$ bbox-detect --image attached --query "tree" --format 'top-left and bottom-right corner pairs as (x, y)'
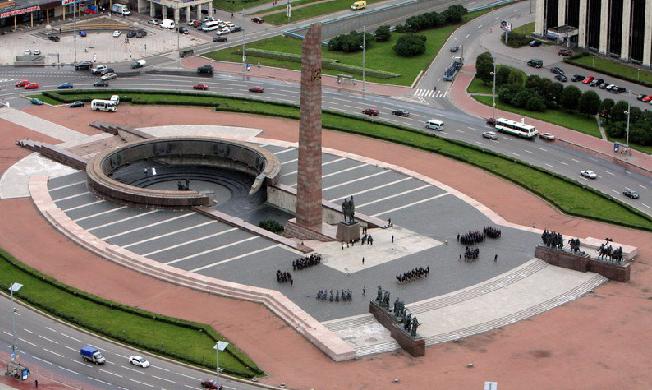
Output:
(475, 51), (494, 85)
(512, 89), (533, 108)
(599, 98), (614, 118)
(526, 95), (546, 111)
(495, 66), (512, 87)
(606, 120), (627, 138)
(374, 25), (391, 42)
(498, 85), (519, 105)
(630, 125), (652, 146)
(444, 4), (467, 24)
(610, 101), (629, 122)
(328, 31), (373, 52)
(506, 68), (526, 87)
(560, 85), (581, 111)
(578, 91), (601, 115)
(525, 74), (543, 91)
(393, 34), (427, 57)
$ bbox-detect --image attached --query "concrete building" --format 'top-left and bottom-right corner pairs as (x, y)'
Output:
(535, 0), (652, 66)
(142, 0), (213, 24)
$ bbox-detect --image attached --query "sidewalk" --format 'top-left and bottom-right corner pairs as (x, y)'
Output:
(450, 64), (652, 174)
(181, 56), (412, 97)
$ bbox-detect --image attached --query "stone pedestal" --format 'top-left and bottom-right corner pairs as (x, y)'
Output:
(535, 246), (630, 282)
(336, 222), (360, 242)
(369, 301), (425, 357)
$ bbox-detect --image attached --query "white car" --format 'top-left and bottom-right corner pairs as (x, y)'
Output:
(482, 131), (498, 140)
(224, 21), (235, 28)
(539, 132), (555, 141)
(580, 170), (597, 179)
(112, 30), (121, 38)
(215, 27), (230, 35)
(23, 49), (31, 56)
(148, 18), (160, 25)
(33, 49), (41, 55)
(128, 356), (150, 368)
(101, 72), (118, 81)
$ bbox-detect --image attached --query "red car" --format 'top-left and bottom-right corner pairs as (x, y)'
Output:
(249, 86), (264, 93)
(24, 82), (40, 89)
(362, 108), (379, 116)
(200, 379), (223, 389)
(642, 95), (652, 102)
(193, 83), (209, 90)
(582, 76), (594, 84)
(16, 79), (29, 87)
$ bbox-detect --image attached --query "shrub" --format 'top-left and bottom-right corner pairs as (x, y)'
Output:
(502, 32), (531, 47)
(398, 4), (466, 33)
(374, 25), (391, 42)
(526, 95), (546, 111)
(328, 31), (373, 53)
(495, 66), (512, 87)
(578, 90), (601, 115)
(599, 98), (614, 118)
(475, 51), (494, 85)
(497, 85), (520, 105)
(512, 89), (533, 108)
(444, 4), (467, 23)
(393, 34), (427, 57)
(259, 220), (285, 234)
(560, 85), (581, 111)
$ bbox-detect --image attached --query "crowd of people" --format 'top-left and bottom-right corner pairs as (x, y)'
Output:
(484, 226), (502, 239)
(276, 270), (293, 285)
(396, 266), (430, 283)
(464, 247), (480, 261)
(292, 254), (321, 271)
(458, 230), (486, 246)
(316, 289), (352, 302)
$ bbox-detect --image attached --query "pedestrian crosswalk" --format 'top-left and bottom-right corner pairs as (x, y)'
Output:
(0, 78), (14, 83)
(413, 88), (448, 98)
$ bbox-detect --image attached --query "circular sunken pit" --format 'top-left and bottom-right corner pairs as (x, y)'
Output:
(86, 137), (281, 208)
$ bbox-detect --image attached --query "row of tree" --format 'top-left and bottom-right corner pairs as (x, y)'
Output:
(475, 52), (652, 146)
(395, 5), (468, 33)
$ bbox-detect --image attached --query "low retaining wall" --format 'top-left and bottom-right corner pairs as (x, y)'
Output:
(29, 175), (356, 361)
(17, 139), (87, 170)
(535, 246), (630, 282)
(369, 301), (425, 357)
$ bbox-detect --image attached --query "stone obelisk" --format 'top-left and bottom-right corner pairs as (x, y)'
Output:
(295, 24), (323, 232)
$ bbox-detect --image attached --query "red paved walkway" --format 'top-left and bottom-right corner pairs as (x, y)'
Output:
(2, 106), (652, 389)
(451, 65), (652, 173)
(181, 57), (412, 97)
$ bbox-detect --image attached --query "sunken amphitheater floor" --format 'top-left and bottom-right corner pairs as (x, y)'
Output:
(1, 121), (637, 361)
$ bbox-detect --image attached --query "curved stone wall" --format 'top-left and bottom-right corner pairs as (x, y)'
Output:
(86, 137), (280, 207)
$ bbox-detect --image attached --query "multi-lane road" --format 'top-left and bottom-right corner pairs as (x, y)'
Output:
(0, 294), (261, 389)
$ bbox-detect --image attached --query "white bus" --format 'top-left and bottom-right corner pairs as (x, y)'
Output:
(201, 21), (223, 32)
(494, 117), (538, 139)
(91, 99), (117, 112)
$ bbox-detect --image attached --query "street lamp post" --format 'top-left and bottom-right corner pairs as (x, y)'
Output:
(9, 282), (23, 362)
(491, 59), (497, 120)
(362, 25), (366, 97)
(241, 8), (246, 79)
(213, 341), (229, 376)
(625, 103), (631, 147)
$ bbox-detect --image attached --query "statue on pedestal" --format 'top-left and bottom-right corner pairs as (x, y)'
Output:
(341, 196), (356, 224)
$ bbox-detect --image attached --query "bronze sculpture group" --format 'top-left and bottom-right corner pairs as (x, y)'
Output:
(376, 286), (420, 338)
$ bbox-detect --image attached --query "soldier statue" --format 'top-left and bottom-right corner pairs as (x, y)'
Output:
(341, 196), (356, 224)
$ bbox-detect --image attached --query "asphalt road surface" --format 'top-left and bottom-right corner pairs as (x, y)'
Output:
(0, 294), (262, 390)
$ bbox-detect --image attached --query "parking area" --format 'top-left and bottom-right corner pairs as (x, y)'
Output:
(47, 143), (539, 322)
(0, 15), (209, 65)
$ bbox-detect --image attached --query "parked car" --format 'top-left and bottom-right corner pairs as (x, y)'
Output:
(57, 82), (73, 89)
(79, 30), (87, 37)
(605, 83), (616, 91)
(112, 30), (121, 38)
(589, 78), (604, 87)
(15, 79), (30, 87)
(213, 36), (227, 42)
(528, 40), (542, 47)
(482, 131), (498, 140)
(554, 74), (568, 82)
(362, 108), (379, 116)
(570, 74), (585, 82)
(201, 379), (223, 389)
(623, 189), (640, 199)
(149, 18), (160, 25)
(32, 49), (40, 55)
(550, 66), (565, 75)
(613, 86), (627, 93)
(131, 59), (146, 69)
(582, 75), (594, 84)
(126, 30), (137, 38)
(193, 83), (209, 90)
(527, 59), (543, 68)
(69, 101), (85, 108)
(216, 27), (230, 35)
(23, 49), (31, 56)
(558, 48), (573, 56)
(580, 170), (597, 179)
(229, 26), (242, 33)
(178, 26), (189, 34)
(598, 82), (608, 89)
(135, 30), (147, 38)
(192, 19), (202, 28)
(101, 73), (118, 81)
(391, 109), (410, 117)
(48, 35), (60, 42)
(249, 86), (264, 93)
(93, 80), (109, 87)
(251, 17), (264, 24)
(539, 132), (555, 141)
(449, 45), (459, 52)
(30, 97), (44, 105)
(128, 356), (150, 368)
(24, 82), (39, 89)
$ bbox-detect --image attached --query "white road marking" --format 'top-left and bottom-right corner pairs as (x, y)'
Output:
(538, 147), (547, 152)
(23, 328), (33, 334)
(152, 375), (176, 384)
(512, 152), (521, 157)
(611, 189), (619, 195)
(465, 33), (470, 38)
(545, 163), (554, 168)
(46, 327), (57, 333)
(560, 161), (568, 166)
(274, 148), (295, 155)
(142, 227), (238, 257)
(100, 368), (123, 378)
(640, 184), (647, 189)
(327, 177), (411, 201)
(323, 170), (389, 191)
(455, 129), (464, 133)
(74, 206), (129, 222)
(524, 149), (532, 154)
(571, 158), (580, 163)
(43, 348), (63, 358)
(321, 163), (369, 179)
(18, 338), (36, 347)
(39, 335), (57, 344)
(87, 209), (159, 232)
(474, 141), (483, 146)
(641, 203), (650, 209)
(281, 158), (298, 165)
(605, 170), (614, 176)
(282, 157), (346, 177)
(50, 180), (86, 191)
(178, 372), (198, 380)
(168, 236), (260, 264)
(372, 193), (449, 216)
(357, 185), (431, 208)
(62, 199), (106, 212)
(32, 356), (53, 365)
(122, 220), (215, 248)
(191, 245), (279, 272)
(54, 191), (90, 202)
(102, 213), (196, 240)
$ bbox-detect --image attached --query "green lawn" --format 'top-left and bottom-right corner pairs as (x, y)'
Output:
(0, 249), (261, 378)
(40, 89), (652, 231)
(473, 95), (602, 138)
(466, 77), (493, 94)
(566, 54), (652, 87)
(206, 8), (493, 86)
(214, 0), (277, 12)
(264, 0), (383, 24)
(512, 22), (534, 35)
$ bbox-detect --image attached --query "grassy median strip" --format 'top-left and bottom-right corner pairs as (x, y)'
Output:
(565, 53), (652, 88)
(472, 95), (602, 138)
(264, 0), (384, 25)
(38, 89), (652, 231)
(0, 248), (262, 378)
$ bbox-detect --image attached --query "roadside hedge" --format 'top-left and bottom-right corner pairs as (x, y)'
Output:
(43, 89), (652, 230)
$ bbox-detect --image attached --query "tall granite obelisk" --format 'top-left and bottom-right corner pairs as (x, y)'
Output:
(295, 24), (323, 232)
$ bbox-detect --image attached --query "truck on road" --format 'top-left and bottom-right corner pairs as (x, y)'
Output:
(80, 345), (106, 364)
(111, 4), (130, 15)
